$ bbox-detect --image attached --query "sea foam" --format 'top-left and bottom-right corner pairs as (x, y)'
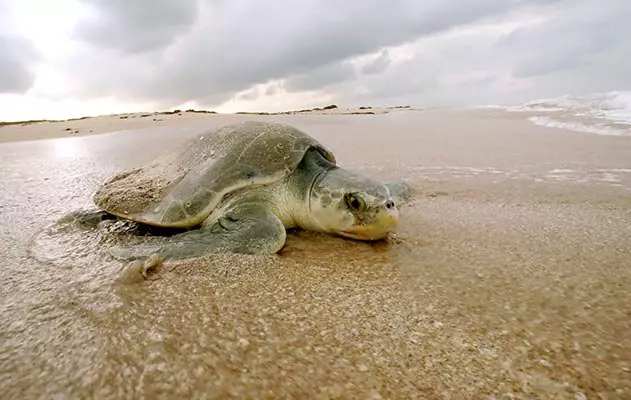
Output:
(504, 91), (631, 137)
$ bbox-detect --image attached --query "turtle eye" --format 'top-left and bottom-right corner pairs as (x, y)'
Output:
(344, 193), (366, 212)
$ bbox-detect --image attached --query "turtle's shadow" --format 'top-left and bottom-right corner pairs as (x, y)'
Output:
(281, 229), (395, 256)
(70, 209), (189, 238)
(73, 210), (397, 249)
(43, 209), (400, 271)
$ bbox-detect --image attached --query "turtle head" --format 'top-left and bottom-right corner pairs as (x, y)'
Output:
(308, 168), (400, 241)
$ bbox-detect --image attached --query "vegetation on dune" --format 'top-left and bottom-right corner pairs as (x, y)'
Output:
(0, 120), (46, 128)
(0, 104), (412, 128)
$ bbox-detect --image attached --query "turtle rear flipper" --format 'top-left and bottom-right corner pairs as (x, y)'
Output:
(108, 203), (286, 261)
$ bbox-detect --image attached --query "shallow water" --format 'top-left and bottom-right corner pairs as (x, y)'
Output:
(2, 110), (631, 398)
(505, 91), (631, 137)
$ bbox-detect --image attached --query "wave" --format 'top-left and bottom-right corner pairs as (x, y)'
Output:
(488, 91), (631, 137)
(527, 116), (628, 137)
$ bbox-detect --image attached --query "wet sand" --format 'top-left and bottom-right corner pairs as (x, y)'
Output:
(1, 108), (630, 399)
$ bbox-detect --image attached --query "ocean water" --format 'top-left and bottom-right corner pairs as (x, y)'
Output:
(490, 91), (631, 137)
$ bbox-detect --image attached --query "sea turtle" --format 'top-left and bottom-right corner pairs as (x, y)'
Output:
(93, 121), (410, 263)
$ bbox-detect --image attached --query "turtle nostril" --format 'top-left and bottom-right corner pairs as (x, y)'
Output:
(385, 200), (395, 209)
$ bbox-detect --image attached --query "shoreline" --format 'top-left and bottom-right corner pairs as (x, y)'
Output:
(0, 105), (417, 143)
(3, 103), (629, 145)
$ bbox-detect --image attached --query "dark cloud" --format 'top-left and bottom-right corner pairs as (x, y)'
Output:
(500, 0), (631, 79)
(0, 1), (38, 94)
(67, 0), (556, 106)
(325, 0), (631, 107)
(0, 36), (38, 93)
(284, 62), (355, 93)
(73, 0), (199, 54)
(361, 50), (391, 75)
(236, 87), (260, 101)
(265, 84), (280, 96)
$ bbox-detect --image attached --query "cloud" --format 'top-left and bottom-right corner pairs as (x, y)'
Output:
(265, 84), (280, 96)
(287, 0), (631, 107)
(499, 0), (631, 80)
(0, 1), (39, 93)
(64, 0), (556, 107)
(236, 86), (260, 101)
(361, 50), (391, 75)
(3, 0), (628, 116)
(284, 62), (356, 93)
(73, 0), (199, 54)
(0, 36), (38, 93)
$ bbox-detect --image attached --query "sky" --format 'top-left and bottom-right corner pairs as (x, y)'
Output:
(0, 0), (629, 121)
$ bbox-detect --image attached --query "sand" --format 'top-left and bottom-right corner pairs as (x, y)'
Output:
(1, 107), (630, 399)
(0, 105), (393, 143)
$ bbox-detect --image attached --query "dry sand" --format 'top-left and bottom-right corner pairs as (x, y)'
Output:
(1, 107), (630, 399)
(0, 105), (395, 143)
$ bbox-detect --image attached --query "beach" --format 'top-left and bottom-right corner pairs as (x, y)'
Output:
(1, 107), (630, 398)
(0, 105), (389, 143)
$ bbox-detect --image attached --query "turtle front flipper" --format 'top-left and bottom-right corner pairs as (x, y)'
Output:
(108, 203), (287, 262)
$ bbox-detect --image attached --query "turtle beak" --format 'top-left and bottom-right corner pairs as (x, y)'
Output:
(340, 208), (399, 241)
